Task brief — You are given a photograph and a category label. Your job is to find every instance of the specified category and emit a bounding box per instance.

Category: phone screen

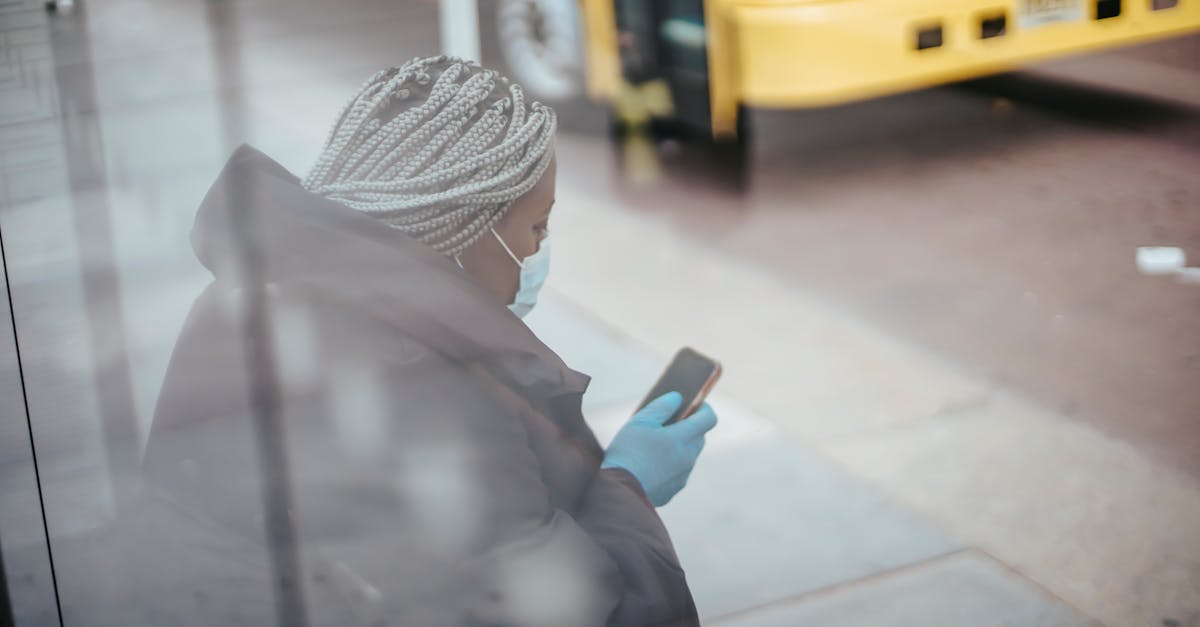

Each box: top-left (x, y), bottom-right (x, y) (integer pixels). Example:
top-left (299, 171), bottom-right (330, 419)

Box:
top-left (637, 348), bottom-right (721, 425)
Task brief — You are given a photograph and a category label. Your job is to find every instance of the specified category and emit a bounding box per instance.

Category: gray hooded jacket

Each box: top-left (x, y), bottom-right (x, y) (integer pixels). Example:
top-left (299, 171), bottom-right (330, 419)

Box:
top-left (81, 145), bottom-right (698, 627)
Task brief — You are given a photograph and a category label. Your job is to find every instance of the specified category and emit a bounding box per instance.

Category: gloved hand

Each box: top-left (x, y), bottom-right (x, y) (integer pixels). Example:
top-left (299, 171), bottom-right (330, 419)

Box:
top-left (601, 392), bottom-right (718, 507)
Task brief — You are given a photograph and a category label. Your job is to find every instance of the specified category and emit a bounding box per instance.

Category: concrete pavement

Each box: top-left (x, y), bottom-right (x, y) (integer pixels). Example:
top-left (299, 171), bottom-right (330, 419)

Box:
top-left (531, 184), bottom-right (1200, 626)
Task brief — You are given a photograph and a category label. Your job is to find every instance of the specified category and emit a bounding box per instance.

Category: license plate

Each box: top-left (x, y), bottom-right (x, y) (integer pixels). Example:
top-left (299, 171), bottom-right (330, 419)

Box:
top-left (1019, 0), bottom-right (1084, 29)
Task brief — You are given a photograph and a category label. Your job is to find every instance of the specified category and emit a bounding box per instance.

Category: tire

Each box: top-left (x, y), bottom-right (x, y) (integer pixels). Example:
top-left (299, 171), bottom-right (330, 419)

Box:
top-left (700, 105), bottom-right (751, 187)
top-left (653, 104), bottom-right (750, 150)
top-left (609, 104), bottom-right (751, 191)
top-left (477, 0), bottom-right (608, 134)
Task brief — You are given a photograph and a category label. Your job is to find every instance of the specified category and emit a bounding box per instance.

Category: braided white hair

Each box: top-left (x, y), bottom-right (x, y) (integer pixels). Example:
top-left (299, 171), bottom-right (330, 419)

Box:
top-left (302, 55), bottom-right (558, 256)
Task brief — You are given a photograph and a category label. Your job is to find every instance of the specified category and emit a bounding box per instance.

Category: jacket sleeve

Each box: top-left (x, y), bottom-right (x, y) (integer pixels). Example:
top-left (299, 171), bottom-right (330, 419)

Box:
top-left (321, 350), bottom-right (598, 626)
top-left (363, 348), bottom-right (697, 627)
top-left (573, 467), bottom-right (700, 627)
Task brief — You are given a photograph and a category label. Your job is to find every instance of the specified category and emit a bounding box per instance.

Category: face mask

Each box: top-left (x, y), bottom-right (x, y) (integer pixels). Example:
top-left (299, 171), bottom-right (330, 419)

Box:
top-left (492, 228), bottom-right (549, 319)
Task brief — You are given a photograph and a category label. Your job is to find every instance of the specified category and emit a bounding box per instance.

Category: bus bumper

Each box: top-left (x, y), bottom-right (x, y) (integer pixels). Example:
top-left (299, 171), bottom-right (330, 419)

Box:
top-left (708, 0), bottom-right (1200, 134)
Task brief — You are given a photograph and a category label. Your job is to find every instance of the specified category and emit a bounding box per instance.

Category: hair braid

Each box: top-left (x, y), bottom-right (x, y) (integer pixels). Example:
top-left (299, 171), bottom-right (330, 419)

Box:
top-left (302, 55), bottom-right (557, 256)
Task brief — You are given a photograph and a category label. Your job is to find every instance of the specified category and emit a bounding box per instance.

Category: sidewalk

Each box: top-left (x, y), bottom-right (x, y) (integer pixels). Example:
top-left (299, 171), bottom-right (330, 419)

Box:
top-left (526, 187), bottom-right (1200, 626)
top-left (527, 293), bottom-right (1094, 626)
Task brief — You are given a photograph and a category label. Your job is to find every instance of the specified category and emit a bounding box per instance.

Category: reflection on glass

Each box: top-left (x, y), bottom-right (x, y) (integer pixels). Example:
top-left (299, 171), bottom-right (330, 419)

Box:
top-left (7, 26), bottom-right (708, 622)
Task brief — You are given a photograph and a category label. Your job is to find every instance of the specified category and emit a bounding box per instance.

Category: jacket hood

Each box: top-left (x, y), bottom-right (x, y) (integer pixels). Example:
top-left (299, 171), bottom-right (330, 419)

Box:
top-left (190, 144), bottom-right (589, 399)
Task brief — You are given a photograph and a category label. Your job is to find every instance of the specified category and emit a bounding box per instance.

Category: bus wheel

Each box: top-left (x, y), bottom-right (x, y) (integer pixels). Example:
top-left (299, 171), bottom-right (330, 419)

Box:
top-left (612, 105), bottom-right (751, 190)
top-left (477, 0), bottom-right (607, 133)
top-left (654, 105), bottom-right (751, 157)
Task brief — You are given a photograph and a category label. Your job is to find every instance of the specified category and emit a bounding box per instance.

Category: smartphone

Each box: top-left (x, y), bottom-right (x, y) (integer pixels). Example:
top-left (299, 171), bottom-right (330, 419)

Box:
top-left (637, 348), bottom-right (722, 425)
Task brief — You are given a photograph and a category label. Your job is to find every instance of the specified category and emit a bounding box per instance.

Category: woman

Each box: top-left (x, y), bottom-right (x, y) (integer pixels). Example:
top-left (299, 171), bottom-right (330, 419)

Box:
top-left (123, 55), bottom-right (718, 626)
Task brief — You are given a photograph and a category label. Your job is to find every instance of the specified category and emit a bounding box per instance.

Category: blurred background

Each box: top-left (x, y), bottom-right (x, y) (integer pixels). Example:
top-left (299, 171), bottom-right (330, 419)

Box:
top-left (1, 0), bottom-right (1198, 625)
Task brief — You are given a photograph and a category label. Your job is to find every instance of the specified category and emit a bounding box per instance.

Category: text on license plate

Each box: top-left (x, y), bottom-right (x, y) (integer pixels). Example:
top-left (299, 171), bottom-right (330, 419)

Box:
top-left (1020, 0), bottom-right (1084, 28)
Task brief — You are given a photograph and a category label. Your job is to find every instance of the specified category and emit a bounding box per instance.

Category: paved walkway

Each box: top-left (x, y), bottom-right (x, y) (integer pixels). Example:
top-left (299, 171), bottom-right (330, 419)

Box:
top-left (527, 291), bottom-right (1093, 626)
top-left (525, 186), bottom-right (1200, 626)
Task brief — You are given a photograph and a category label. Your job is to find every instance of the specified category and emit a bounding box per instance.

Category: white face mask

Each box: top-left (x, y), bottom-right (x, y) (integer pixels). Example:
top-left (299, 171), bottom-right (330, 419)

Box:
top-left (493, 228), bottom-right (549, 318)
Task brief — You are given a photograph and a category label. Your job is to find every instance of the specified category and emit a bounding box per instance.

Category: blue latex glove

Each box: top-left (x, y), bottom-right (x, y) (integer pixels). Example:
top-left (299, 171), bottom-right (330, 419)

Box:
top-left (601, 392), bottom-right (719, 507)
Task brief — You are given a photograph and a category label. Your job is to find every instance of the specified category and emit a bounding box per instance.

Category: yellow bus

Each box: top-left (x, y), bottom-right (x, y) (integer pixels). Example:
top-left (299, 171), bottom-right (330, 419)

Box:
top-left (471, 0), bottom-right (1200, 141)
